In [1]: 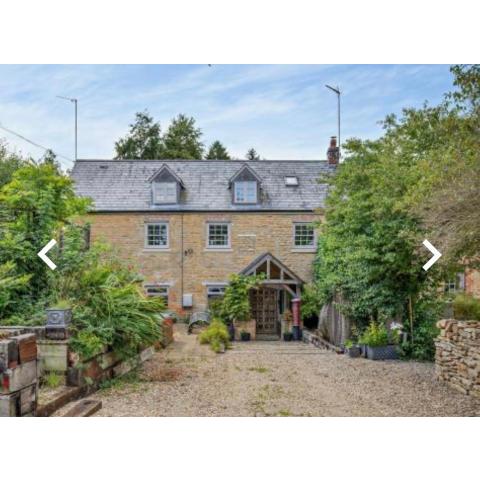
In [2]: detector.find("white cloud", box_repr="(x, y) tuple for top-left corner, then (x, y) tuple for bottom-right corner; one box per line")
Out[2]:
(0, 64), (453, 166)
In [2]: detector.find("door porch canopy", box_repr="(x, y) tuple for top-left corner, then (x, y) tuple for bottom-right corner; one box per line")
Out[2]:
(239, 252), (304, 298)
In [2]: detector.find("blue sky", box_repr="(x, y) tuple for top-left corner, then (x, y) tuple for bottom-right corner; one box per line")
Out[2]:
(0, 64), (454, 168)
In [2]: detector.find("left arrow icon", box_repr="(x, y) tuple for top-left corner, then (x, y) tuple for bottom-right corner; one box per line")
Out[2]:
(37, 239), (57, 270)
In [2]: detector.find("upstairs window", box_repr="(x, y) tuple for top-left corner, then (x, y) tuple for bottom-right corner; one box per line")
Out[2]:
(145, 222), (169, 248)
(153, 182), (177, 204)
(293, 223), (315, 249)
(234, 181), (257, 204)
(207, 223), (231, 249)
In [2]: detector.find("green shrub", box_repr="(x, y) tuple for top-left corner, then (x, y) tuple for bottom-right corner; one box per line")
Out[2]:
(54, 227), (165, 359)
(218, 274), (264, 324)
(199, 320), (230, 352)
(44, 371), (62, 389)
(359, 322), (389, 347)
(453, 293), (480, 321)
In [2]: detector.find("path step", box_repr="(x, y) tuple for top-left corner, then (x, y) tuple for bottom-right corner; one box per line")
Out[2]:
(37, 385), (86, 417)
(62, 399), (102, 417)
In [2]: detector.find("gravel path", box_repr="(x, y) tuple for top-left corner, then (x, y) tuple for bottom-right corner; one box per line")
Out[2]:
(92, 325), (480, 417)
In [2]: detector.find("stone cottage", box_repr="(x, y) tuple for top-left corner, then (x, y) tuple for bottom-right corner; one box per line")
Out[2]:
(71, 139), (340, 339)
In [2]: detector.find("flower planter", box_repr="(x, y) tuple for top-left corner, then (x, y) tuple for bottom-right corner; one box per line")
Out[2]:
(346, 346), (361, 358)
(240, 332), (251, 342)
(366, 345), (398, 361)
(283, 332), (293, 342)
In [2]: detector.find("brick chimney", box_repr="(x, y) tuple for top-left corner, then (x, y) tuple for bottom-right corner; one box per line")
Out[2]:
(327, 136), (339, 165)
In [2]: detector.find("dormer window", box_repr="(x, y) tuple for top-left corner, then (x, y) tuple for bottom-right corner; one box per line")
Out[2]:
(153, 182), (177, 204)
(229, 164), (261, 205)
(234, 181), (257, 204)
(149, 164), (185, 206)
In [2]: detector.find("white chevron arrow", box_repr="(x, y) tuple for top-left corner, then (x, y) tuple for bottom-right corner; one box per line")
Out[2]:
(422, 239), (442, 271)
(37, 239), (57, 270)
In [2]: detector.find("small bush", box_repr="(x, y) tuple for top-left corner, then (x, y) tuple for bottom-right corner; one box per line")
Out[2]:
(44, 372), (62, 389)
(199, 320), (230, 352)
(359, 322), (389, 347)
(453, 293), (480, 321)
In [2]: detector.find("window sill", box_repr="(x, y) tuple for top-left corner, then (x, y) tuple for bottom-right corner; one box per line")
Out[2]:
(143, 248), (171, 252)
(204, 248), (233, 252)
(291, 248), (316, 253)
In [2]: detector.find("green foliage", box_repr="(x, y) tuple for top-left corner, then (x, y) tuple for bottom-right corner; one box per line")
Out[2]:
(217, 274), (264, 323)
(55, 228), (165, 359)
(199, 319), (230, 352)
(245, 148), (260, 161)
(162, 114), (204, 159)
(69, 329), (104, 359)
(453, 293), (480, 321)
(0, 262), (31, 318)
(0, 161), (89, 321)
(312, 65), (480, 361)
(114, 110), (164, 159)
(205, 140), (231, 160)
(44, 371), (62, 389)
(0, 140), (28, 188)
(359, 322), (389, 347)
(300, 283), (322, 320)
(114, 112), (206, 160)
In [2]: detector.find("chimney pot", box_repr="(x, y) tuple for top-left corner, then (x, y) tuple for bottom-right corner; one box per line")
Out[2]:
(327, 136), (339, 165)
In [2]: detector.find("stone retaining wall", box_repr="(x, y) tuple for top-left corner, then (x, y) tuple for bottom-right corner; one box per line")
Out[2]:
(435, 319), (480, 398)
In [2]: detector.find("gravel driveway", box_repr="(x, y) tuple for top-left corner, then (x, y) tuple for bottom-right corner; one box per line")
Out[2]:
(92, 325), (480, 417)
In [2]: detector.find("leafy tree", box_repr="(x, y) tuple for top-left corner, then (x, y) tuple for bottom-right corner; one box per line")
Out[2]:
(245, 148), (260, 161)
(0, 163), (89, 307)
(162, 114), (204, 159)
(411, 65), (480, 265)
(0, 140), (27, 188)
(312, 65), (480, 360)
(205, 140), (231, 160)
(114, 110), (164, 159)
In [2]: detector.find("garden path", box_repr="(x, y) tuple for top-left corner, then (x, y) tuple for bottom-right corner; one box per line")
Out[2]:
(91, 324), (480, 416)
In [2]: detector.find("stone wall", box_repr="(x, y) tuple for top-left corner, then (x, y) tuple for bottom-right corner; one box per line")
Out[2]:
(435, 319), (480, 398)
(86, 211), (321, 314)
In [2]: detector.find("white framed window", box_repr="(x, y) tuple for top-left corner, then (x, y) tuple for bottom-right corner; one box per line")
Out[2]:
(444, 272), (465, 294)
(207, 285), (226, 307)
(234, 181), (257, 204)
(207, 223), (231, 249)
(153, 182), (177, 204)
(293, 223), (316, 249)
(145, 284), (169, 306)
(145, 222), (169, 248)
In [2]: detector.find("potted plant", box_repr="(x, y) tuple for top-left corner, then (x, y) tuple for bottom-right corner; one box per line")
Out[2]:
(240, 330), (251, 341)
(283, 331), (293, 342)
(344, 339), (361, 358)
(361, 321), (399, 360)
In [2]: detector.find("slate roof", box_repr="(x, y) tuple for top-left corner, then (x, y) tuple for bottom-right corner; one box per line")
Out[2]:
(71, 159), (335, 212)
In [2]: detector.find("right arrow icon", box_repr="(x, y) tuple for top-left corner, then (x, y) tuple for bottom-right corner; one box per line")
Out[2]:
(422, 239), (442, 271)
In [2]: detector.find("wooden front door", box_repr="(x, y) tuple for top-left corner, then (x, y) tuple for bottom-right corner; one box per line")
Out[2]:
(250, 288), (279, 335)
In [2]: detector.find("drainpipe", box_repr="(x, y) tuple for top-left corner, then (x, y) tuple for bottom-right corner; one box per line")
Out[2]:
(292, 297), (302, 340)
(181, 213), (184, 310)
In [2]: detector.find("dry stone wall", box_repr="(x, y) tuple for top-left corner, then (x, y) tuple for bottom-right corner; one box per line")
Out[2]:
(435, 319), (480, 398)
